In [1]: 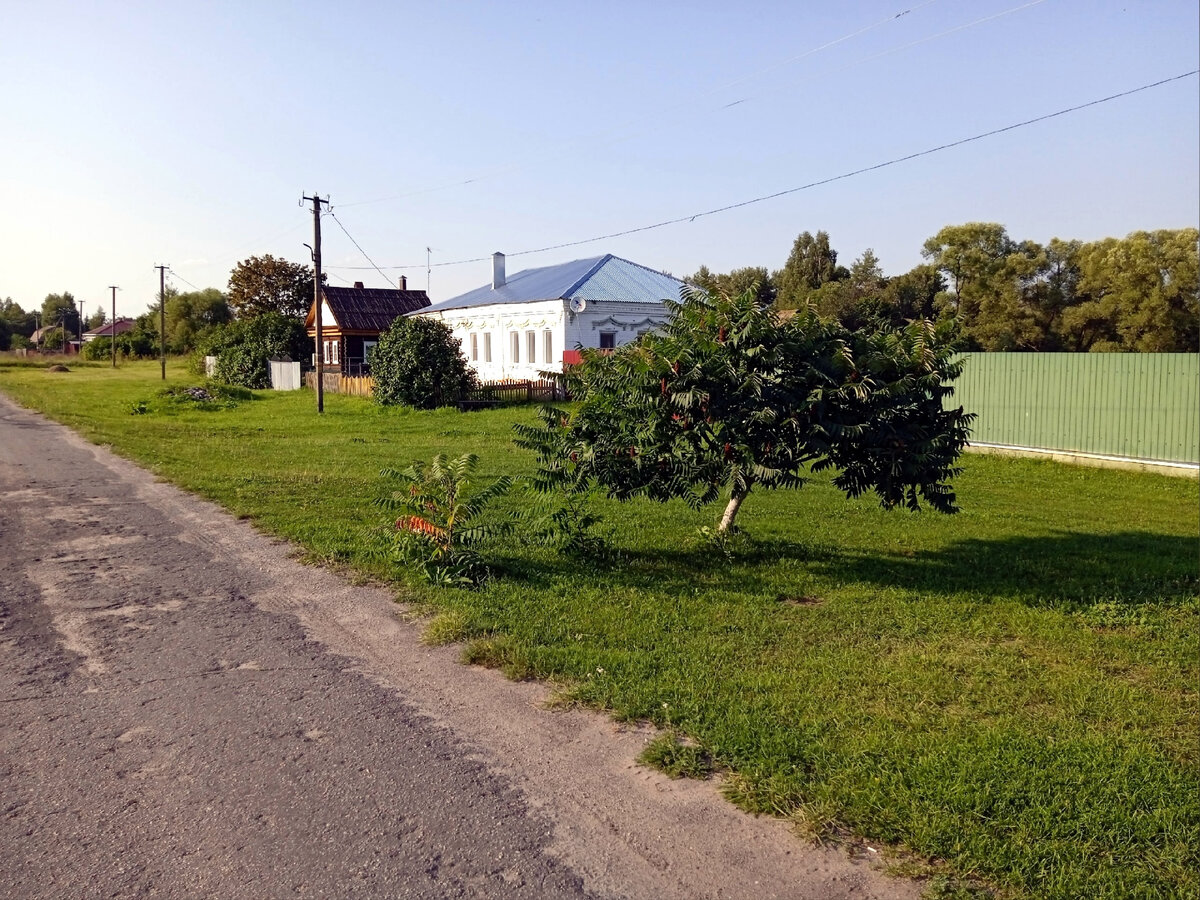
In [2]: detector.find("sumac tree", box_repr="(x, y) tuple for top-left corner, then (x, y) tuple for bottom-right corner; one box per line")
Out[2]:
(516, 286), (973, 533)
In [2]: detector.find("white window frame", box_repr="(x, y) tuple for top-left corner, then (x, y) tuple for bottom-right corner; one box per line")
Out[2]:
(484, 332), (492, 363)
(526, 330), (536, 364)
(543, 329), (553, 364)
(511, 331), (520, 364)
(599, 331), (617, 350)
(363, 339), (377, 362)
(470, 332), (479, 362)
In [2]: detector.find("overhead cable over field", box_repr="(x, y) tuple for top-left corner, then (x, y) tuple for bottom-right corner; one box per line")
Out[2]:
(323, 69), (1199, 275)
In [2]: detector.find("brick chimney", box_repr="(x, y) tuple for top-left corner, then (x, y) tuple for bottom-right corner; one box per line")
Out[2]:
(353, 281), (364, 289)
(492, 252), (505, 289)
(398, 275), (407, 290)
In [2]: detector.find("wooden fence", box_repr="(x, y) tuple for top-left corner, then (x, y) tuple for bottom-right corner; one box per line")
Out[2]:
(460, 379), (564, 409)
(300, 374), (563, 407)
(303, 372), (375, 397)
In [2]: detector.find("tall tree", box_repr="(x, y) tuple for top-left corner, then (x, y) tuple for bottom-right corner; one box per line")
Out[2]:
(921, 223), (1046, 350)
(1061, 229), (1199, 352)
(775, 230), (844, 309)
(688, 265), (776, 306)
(165, 288), (232, 353)
(0, 298), (37, 340)
(41, 292), (79, 340)
(881, 264), (947, 325)
(227, 255), (317, 320)
(517, 286), (972, 534)
(86, 305), (108, 330)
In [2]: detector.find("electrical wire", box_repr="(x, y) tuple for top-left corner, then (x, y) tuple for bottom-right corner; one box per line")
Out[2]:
(166, 268), (201, 291)
(327, 209), (397, 288)
(323, 69), (1198, 273)
(337, 0), (948, 209)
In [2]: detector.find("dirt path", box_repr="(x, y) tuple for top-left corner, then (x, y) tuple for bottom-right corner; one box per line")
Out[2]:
(0, 394), (918, 899)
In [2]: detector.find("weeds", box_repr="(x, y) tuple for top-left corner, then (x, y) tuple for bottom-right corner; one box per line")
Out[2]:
(375, 453), (514, 587)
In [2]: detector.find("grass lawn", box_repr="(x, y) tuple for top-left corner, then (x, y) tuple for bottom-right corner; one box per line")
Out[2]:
(2, 358), (1197, 899)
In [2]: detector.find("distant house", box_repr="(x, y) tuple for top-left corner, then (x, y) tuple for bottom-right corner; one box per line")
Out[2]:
(412, 253), (684, 380)
(304, 280), (431, 375)
(82, 318), (136, 343)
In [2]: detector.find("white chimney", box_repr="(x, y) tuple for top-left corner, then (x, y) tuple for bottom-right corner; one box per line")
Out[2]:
(492, 252), (506, 289)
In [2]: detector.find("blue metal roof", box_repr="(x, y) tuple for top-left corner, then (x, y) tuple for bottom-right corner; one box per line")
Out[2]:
(419, 254), (685, 314)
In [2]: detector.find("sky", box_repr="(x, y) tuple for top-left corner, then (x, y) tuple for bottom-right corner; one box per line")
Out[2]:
(2, 0), (1197, 320)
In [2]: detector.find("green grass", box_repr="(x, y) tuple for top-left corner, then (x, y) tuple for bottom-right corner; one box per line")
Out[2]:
(3, 358), (1197, 899)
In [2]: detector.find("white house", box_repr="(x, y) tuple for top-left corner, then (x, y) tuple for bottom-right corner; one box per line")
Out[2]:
(411, 253), (685, 381)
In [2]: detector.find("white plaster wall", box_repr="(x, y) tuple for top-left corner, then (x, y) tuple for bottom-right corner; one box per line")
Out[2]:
(419, 298), (670, 381)
(565, 301), (670, 353)
(421, 300), (565, 381)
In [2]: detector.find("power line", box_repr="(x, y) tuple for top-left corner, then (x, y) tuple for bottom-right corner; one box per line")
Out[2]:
(719, 0), (1050, 110)
(323, 70), (1198, 274)
(166, 268), (200, 291)
(337, 1), (949, 210)
(327, 209), (396, 288)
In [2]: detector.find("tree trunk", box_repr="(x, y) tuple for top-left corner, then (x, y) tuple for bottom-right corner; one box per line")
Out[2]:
(717, 486), (749, 533)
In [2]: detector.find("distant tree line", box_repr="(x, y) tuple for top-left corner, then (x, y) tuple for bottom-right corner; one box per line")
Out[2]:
(692, 224), (1198, 352)
(2, 255), (318, 387)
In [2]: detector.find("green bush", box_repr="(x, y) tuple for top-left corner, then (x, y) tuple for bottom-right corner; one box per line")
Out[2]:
(81, 331), (159, 361)
(372, 316), (475, 409)
(201, 313), (308, 389)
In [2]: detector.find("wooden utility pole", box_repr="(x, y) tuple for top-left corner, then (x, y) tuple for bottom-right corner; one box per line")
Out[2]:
(302, 193), (330, 413)
(108, 286), (119, 367)
(154, 265), (168, 379)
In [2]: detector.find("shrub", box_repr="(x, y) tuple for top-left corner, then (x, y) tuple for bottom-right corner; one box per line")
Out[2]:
(372, 316), (475, 409)
(201, 313), (308, 389)
(375, 453), (513, 587)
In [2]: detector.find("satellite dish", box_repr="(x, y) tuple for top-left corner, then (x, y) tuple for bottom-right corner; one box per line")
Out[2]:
(568, 298), (587, 313)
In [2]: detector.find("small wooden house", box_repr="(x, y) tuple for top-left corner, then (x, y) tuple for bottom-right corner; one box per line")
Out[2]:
(305, 280), (431, 375)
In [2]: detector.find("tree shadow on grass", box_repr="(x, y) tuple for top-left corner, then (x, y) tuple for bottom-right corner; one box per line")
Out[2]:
(808, 530), (1199, 610)
(499, 530), (1199, 611)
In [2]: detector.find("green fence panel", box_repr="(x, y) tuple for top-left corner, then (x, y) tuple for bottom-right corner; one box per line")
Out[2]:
(952, 353), (1199, 464)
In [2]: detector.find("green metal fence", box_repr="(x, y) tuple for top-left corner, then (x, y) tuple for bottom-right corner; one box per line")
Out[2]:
(952, 353), (1199, 464)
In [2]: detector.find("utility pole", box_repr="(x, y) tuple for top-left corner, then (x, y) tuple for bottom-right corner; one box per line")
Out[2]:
(154, 265), (168, 380)
(302, 192), (330, 413)
(426, 247), (431, 294)
(108, 286), (120, 368)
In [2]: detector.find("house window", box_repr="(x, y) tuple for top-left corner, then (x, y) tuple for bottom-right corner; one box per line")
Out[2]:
(484, 332), (492, 363)
(599, 331), (617, 350)
(526, 331), (536, 364)
(363, 340), (377, 362)
(511, 331), (520, 363)
(470, 333), (479, 362)
(323, 340), (335, 364)
(543, 330), (553, 363)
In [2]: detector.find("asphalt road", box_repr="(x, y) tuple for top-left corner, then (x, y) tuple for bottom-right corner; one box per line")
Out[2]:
(0, 402), (594, 899)
(0, 394), (916, 900)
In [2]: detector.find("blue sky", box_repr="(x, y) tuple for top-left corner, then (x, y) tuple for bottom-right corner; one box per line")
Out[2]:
(3, 0), (1197, 319)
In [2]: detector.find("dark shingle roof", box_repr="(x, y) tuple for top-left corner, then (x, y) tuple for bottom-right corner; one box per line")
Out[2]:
(320, 286), (431, 331)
